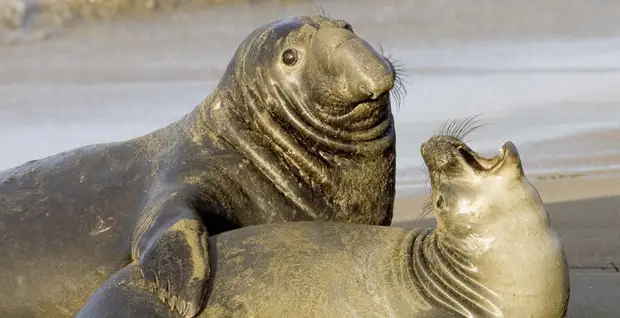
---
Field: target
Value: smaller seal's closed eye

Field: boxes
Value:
[282,49,299,66]
[435,195,444,209]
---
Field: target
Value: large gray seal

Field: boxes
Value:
[0,14,400,317]
[77,127,570,317]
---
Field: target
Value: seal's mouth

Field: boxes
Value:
[312,91,391,132]
[455,141,518,174]
[320,90,389,115]
[421,135,521,177]
[354,91,390,112]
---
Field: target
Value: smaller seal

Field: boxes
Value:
[77,124,570,318]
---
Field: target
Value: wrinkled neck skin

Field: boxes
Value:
[187,57,395,225]
[404,185,568,316]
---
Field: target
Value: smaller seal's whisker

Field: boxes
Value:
[414,160,433,225]
[418,158,430,187]
[463,123,498,145]
[453,115,477,139]
[438,114,489,141]
[456,114,484,140]
[438,118,456,137]
[414,198,434,224]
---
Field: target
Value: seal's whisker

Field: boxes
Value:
[419,157,430,182]
[440,118,457,137]
[438,114,489,141]
[391,74,407,109]
[306,0,327,16]
[457,114,485,140]
[461,124,486,144]
[379,46,408,109]
[438,121,447,135]
[414,156,433,225]
[452,115,476,139]
[414,198,433,224]
[419,164,431,196]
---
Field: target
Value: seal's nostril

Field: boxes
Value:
[358,83,382,100]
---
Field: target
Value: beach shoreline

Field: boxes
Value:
[5,0,620,46]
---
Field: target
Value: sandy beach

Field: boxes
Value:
[1,0,620,316]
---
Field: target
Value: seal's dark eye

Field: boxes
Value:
[282,49,298,66]
[343,23,354,32]
[435,195,444,209]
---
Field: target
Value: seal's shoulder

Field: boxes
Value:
[0,140,137,192]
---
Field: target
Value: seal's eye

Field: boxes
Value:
[435,195,444,209]
[282,49,298,66]
[343,23,354,32]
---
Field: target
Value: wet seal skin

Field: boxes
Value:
[0,14,401,317]
[76,120,570,318]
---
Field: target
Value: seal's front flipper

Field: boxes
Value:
[138,218,210,318]
[77,263,173,318]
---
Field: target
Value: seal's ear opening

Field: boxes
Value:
[492,141,525,179]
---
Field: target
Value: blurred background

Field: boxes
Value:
[2,0,620,196]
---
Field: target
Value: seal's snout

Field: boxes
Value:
[313,27,395,103]
[420,137,460,171]
[421,135,498,175]
[357,71,395,101]
[339,39,395,102]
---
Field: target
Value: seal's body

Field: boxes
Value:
[0,15,398,317]
[77,129,570,318]
[78,223,457,318]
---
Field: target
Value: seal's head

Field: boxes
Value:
[218,14,399,153]
[420,135,537,238]
[419,123,569,317]
[203,15,399,226]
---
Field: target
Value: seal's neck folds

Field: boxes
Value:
[191,85,395,225]
[404,230,504,317]
[202,63,396,221]
[405,205,569,316]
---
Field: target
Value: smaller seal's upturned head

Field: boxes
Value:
[420,134,534,236]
